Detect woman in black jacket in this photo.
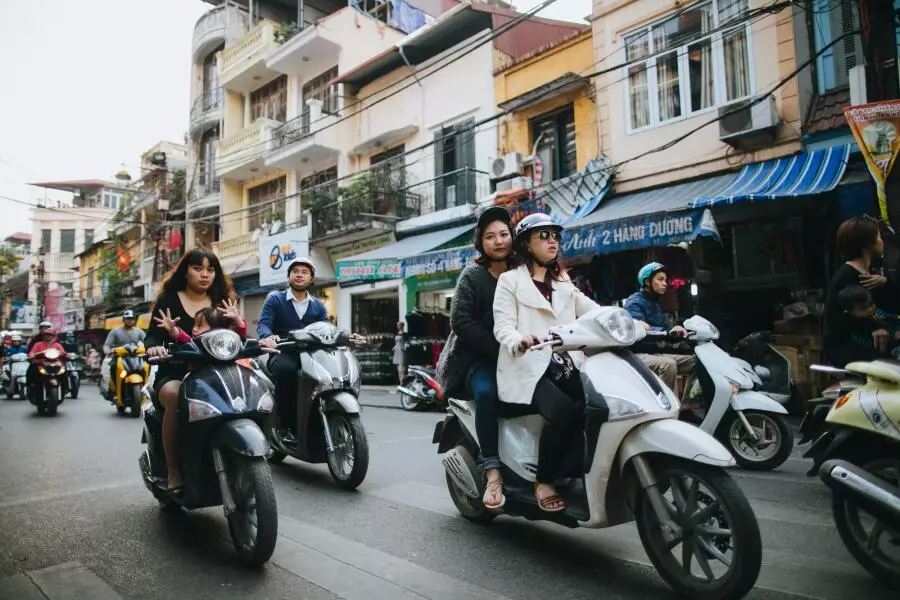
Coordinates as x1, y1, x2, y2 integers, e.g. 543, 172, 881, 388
438, 207, 512, 509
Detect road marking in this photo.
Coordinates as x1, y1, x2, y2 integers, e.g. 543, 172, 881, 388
275, 516, 513, 600
27, 561, 123, 600
0, 480, 134, 510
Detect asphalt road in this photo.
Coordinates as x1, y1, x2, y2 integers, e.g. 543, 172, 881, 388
0, 386, 894, 600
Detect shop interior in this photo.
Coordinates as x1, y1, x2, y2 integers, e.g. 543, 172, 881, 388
351, 290, 400, 385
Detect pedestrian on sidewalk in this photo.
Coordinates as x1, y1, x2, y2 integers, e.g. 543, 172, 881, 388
393, 321, 407, 383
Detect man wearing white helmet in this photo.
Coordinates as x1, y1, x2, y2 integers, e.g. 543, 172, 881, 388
624, 262, 694, 391
258, 257, 330, 442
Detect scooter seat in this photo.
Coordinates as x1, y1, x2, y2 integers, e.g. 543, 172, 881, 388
845, 360, 900, 383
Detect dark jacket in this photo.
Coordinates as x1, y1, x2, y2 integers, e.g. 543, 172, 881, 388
256, 290, 329, 339
438, 264, 501, 398
624, 291, 668, 331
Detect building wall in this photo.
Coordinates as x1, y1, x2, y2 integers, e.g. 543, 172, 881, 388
592, 0, 803, 192
494, 32, 598, 170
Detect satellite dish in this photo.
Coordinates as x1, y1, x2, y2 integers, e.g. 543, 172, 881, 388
250, 228, 262, 242
269, 220, 282, 235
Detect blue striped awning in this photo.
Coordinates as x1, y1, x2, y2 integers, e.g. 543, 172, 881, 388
690, 144, 851, 208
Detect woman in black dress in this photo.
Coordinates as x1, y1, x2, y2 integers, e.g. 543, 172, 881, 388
824, 217, 900, 366
145, 248, 236, 492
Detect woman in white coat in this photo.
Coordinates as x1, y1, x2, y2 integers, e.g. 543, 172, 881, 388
493, 213, 602, 512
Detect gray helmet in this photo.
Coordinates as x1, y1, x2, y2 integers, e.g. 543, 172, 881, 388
513, 212, 562, 244
122, 310, 136, 319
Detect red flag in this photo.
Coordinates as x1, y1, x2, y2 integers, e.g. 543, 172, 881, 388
116, 245, 131, 272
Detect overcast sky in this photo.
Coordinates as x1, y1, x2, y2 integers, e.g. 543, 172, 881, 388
0, 0, 590, 240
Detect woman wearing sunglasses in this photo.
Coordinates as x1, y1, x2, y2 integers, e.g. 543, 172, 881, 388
493, 213, 602, 513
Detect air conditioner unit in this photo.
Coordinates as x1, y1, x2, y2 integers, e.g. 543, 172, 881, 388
495, 176, 532, 193
490, 152, 524, 180
718, 95, 780, 149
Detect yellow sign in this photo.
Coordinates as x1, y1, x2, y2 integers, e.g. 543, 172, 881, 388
105, 313, 152, 330
844, 100, 900, 223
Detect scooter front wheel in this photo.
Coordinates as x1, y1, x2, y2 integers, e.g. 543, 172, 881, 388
225, 454, 278, 568
635, 456, 762, 600
325, 413, 369, 490
45, 385, 59, 417
720, 410, 793, 471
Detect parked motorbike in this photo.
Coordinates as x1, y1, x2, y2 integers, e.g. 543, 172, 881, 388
141, 330, 279, 567
798, 364, 864, 447
804, 360, 900, 589
732, 330, 794, 405
259, 321, 369, 490
107, 343, 149, 417
28, 348, 66, 416
434, 308, 762, 600
62, 352, 81, 399
677, 316, 793, 471
4, 353, 28, 399
398, 365, 443, 411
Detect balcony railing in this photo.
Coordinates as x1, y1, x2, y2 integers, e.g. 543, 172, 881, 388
404, 167, 491, 213
217, 118, 280, 174
309, 183, 421, 240
270, 110, 311, 152
194, 177, 221, 198
193, 4, 248, 56
219, 20, 278, 85
212, 232, 257, 264
190, 88, 223, 135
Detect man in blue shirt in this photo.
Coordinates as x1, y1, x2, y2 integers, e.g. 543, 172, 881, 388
258, 258, 330, 441
624, 262, 694, 392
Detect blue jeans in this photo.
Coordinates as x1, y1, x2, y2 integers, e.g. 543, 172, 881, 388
469, 367, 502, 471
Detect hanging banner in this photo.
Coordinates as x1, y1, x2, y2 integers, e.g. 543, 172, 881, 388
258, 227, 309, 288
562, 209, 719, 258
844, 100, 900, 223
9, 301, 34, 325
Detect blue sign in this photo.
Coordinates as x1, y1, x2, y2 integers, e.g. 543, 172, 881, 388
562, 209, 719, 258
403, 246, 477, 277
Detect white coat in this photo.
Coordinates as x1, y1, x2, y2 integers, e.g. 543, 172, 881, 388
493, 265, 600, 405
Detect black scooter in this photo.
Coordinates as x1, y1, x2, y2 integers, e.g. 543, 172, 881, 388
141, 330, 279, 567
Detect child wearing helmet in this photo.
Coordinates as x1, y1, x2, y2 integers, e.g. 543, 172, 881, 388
624, 262, 695, 391
492, 213, 603, 513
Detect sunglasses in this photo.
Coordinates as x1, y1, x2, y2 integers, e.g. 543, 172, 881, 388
536, 230, 561, 241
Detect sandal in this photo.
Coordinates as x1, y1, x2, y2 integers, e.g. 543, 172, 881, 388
483, 478, 506, 510
535, 484, 566, 513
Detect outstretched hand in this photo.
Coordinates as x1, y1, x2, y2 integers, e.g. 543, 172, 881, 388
153, 308, 180, 339
217, 298, 244, 325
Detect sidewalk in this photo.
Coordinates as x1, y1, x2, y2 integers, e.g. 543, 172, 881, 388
359, 385, 404, 410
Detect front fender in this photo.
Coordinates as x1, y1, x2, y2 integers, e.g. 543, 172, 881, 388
322, 391, 361, 414
125, 374, 145, 384
731, 390, 788, 414
619, 418, 735, 471
209, 418, 270, 457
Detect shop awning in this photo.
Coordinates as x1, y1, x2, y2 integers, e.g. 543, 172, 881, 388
562, 175, 733, 258
690, 144, 851, 208
336, 224, 474, 281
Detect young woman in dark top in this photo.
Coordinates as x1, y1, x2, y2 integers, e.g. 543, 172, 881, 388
437, 206, 512, 510
145, 248, 236, 492
824, 217, 900, 366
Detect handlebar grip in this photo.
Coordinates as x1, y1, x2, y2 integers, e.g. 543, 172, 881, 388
146, 356, 170, 365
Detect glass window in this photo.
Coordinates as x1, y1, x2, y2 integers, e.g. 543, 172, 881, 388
40, 229, 51, 252
248, 176, 287, 231
302, 67, 339, 115
250, 75, 287, 123
84, 229, 94, 250
624, 0, 752, 130
59, 229, 75, 253
530, 106, 577, 183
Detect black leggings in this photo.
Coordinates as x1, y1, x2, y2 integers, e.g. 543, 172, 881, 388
532, 374, 584, 484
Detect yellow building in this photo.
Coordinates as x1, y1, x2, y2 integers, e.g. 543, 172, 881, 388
75, 239, 108, 330
494, 29, 598, 180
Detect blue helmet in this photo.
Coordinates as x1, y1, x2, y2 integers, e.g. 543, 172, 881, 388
637, 262, 666, 289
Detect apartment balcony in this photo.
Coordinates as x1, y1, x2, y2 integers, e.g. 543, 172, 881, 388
212, 232, 259, 275
266, 21, 341, 78
219, 20, 281, 94
188, 178, 221, 218
216, 118, 282, 181
193, 4, 248, 62
309, 186, 421, 247
189, 88, 223, 139
42, 253, 76, 273
265, 100, 340, 173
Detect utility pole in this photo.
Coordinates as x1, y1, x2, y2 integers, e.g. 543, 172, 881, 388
32, 250, 46, 326
149, 152, 170, 284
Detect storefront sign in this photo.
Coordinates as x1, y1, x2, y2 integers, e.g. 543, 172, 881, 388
563, 209, 719, 258
337, 260, 402, 281
403, 246, 477, 277
328, 233, 394, 263
259, 227, 310, 287
844, 101, 900, 223
9, 301, 34, 325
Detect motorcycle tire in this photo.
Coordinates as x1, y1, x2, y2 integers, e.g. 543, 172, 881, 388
45, 385, 59, 417
444, 441, 494, 525
831, 457, 900, 590
225, 454, 278, 567
69, 378, 79, 399
399, 376, 421, 411
635, 456, 762, 600
130, 384, 142, 418
719, 410, 793, 471
325, 413, 369, 490
6, 388, 12, 400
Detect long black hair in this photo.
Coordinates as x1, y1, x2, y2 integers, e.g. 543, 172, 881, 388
155, 247, 235, 307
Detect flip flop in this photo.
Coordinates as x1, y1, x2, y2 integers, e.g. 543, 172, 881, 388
535, 488, 566, 513
483, 478, 506, 510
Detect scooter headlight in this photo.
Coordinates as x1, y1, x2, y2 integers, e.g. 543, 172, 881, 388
599, 309, 636, 345
605, 395, 647, 421
187, 398, 222, 421
199, 330, 242, 361
44, 349, 60, 360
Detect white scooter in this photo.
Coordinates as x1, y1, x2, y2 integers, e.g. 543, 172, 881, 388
433, 308, 762, 600
679, 316, 793, 471
3, 353, 28, 399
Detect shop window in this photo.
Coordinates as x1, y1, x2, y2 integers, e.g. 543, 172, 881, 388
728, 218, 802, 282
812, 0, 862, 93
40, 229, 51, 253
59, 229, 75, 253
302, 66, 339, 115
530, 105, 577, 183
250, 75, 287, 123
248, 176, 287, 231
433, 118, 476, 210
624, 0, 753, 132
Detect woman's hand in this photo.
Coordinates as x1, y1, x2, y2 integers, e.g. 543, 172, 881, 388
260, 336, 278, 349
153, 308, 181, 339
217, 298, 244, 325
872, 328, 889, 353
860, 274, 888, 289
146, 346, 169, 358
516, 334, 542, 354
